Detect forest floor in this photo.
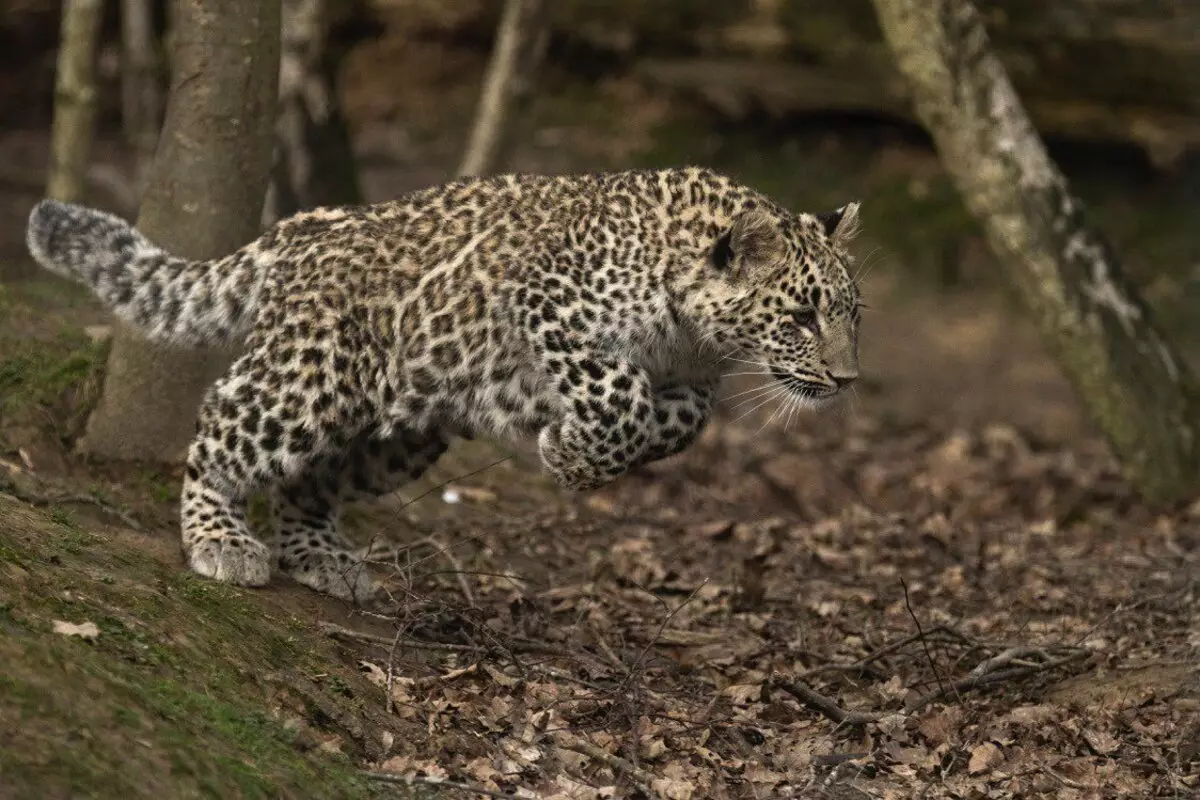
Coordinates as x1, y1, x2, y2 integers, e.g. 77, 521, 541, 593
1, 71, 1199, 799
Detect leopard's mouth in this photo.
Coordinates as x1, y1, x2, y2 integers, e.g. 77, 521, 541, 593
771, 371, 837, 400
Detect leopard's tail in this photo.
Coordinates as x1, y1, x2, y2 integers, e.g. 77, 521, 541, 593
26, 199, 271, 347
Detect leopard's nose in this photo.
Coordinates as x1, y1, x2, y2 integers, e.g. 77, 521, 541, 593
832, 373, 858, 389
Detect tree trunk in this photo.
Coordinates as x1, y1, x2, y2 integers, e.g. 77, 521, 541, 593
120, 0, 165, 195
869, 0, 1200, 505
78, 0, 281, 463
45, 0, 103, 203
262, 0, 361, 225
457, 0, 546, 177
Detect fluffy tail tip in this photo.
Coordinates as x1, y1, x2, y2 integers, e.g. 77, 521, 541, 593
26, 198, 81, 272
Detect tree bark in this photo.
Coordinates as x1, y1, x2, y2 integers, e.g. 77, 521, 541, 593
120, 0, 165, 195
869, 0, 1200, 505
78, 0, 281, 463
262, 0, 361, 225
45, 0, 103, 203
457, 0, 546, 177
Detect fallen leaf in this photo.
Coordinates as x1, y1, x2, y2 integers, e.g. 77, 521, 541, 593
651, 778, 694, 800
722, 683, 763, 705
52, 620, 100, 642
1083, 728, 1120, 755
968, 741, 1004, 775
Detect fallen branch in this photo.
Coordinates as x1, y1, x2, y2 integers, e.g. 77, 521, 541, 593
770, 676, 883, 726
1, 471, 143, 532
362, 770, 521, 799
797, 624, 970, 681
905, 647, 1091, 712
555, 732, 661, 799
321, 622, 483, 654
901, 576, 947, 697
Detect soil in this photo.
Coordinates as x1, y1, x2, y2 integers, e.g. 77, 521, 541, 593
1, 73, 1198, 799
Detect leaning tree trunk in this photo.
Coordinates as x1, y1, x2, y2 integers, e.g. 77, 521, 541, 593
45, 0, 103, 204
869, 0, 1200, 505
79, 0, 281, 463
262, 0, 361, 225
457, 0, 547, 177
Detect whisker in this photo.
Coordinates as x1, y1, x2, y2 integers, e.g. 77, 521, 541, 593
720, 356, 779, 370
755, 392, 789, 435
718, 370, 777, 379
722, 381, 782, 407
730, 385, 788, 426
853, 245, 882, 283
784, 393, 801, 432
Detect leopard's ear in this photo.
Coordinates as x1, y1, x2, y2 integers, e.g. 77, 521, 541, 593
816, 202, 861, 245
712, 209, 785, 281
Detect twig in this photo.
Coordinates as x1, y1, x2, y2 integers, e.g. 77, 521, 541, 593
618, 580, 707, 694
362, 770, 525, 799
1, 477, 143, 532
423, 535, 477, 609
384, 623, 407, 715
905, 648, 1090, 712
770, 676, 883, 726
321, 622, 483, 654
797, 624, 970, 681
900, 577, 946, 697
321, 621, 606, 672
396, 457, 512, 515
555, 733, 661, 799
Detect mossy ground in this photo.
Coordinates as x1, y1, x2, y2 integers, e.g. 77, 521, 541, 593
0, 496, 415, 800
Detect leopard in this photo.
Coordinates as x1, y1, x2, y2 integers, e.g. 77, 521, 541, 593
26, 167, 863, 605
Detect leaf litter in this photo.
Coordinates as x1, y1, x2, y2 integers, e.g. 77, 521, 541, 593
325, 409, 1196, 798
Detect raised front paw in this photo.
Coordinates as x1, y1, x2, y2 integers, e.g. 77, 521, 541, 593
537, 423, 620, 492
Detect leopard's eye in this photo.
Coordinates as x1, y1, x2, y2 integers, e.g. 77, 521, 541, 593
793, 307, 818, 333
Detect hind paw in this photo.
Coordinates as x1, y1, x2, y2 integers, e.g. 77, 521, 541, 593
281, 550, 378, 605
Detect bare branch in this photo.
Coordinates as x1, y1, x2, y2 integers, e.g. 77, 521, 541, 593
457, 0, 547, 177
770, 676, 883, 727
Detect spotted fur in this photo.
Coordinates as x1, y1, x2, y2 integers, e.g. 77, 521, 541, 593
26, 167, 862, 603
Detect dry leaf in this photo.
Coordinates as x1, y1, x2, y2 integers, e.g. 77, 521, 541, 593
968, 742, 1004, 775
1083, 728, 1120, 755
52, 620, 100, 642
651, 778, 694, 800
722, 683, 763, 705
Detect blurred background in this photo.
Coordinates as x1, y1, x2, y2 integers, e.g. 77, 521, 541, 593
2, 0, 1199, 444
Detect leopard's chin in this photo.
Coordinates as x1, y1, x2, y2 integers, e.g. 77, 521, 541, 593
771, 372, 840, 408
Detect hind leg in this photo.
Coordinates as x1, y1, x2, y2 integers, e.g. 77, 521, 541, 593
272, 457, 376, 603
182, 348, 358, 588
273, 428, 449, 602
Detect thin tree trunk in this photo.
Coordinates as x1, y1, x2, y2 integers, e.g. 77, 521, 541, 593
120, 0, 164, 194
262, 0, 361, 225
869, 0, 1200, 505
457, 0, 546, 178
46, 0, 103, 203
79, 0, 281, 463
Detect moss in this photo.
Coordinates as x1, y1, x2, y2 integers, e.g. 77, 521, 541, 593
0, 331, 107, 414
0, 496, 414, 799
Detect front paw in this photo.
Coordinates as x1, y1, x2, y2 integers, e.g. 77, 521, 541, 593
538, 425, 614, 492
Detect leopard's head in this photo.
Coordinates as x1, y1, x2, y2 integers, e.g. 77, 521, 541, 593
684, 202, 862, 408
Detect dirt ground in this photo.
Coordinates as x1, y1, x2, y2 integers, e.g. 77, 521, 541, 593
1, 102, 1198, 800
